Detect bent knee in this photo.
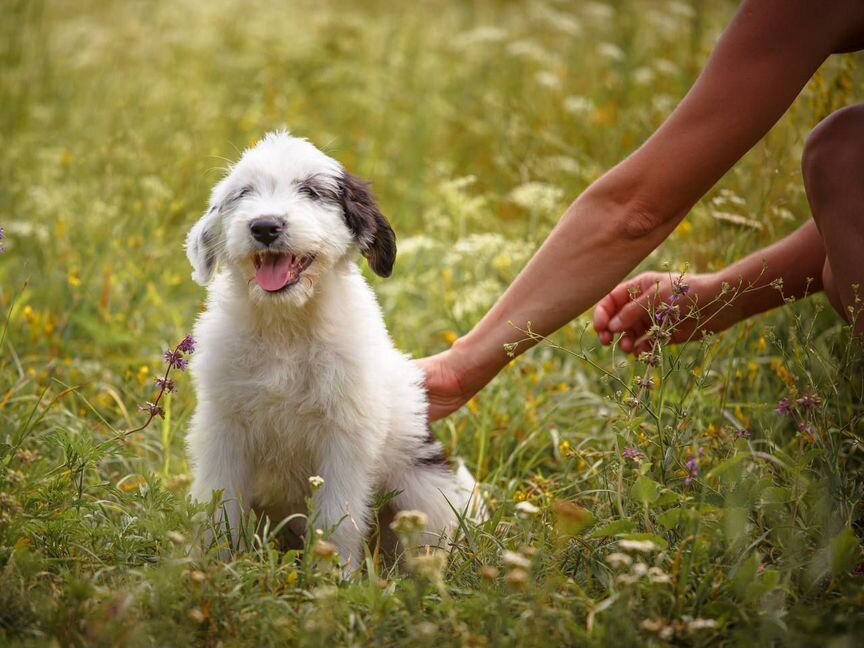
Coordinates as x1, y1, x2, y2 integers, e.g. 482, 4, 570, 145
802, 105, 864, 206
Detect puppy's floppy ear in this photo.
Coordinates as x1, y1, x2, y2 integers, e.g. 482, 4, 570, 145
185, 204, 223, 286
339, 171, 396, 278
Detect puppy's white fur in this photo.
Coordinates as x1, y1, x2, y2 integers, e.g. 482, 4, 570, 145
185, 132, 481, 568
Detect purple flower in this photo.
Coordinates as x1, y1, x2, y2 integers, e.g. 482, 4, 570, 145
684, 457, 699, 486
774, 398, 793, 417
796, 392, 822, 411
163, 349, 188, 371
656, 302, 680, 324
672, 276, 690, 296
797, 422, 815, 437
735, 429, 751, 440
638, 351, 660, 367
177, 335, 196, 354
155, 377, 176, 393
138, 402, 165, 418
0, 226, 5, 253
637, 376, 655, 390
623, 447, 643, 463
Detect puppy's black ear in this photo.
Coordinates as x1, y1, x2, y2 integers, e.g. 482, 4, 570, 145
185, 204, 223, 285
339, 171, 396, 278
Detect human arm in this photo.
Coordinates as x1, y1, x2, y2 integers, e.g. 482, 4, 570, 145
419, 0, 863, 422
593, 221, 827, 354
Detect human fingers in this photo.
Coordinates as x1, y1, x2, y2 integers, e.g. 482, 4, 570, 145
607, 286, 661, 334
594, 279, 647, 334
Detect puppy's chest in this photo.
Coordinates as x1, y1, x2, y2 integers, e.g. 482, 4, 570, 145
223, 342, 358, 445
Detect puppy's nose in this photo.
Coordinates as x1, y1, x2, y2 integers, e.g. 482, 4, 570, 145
250, 218, 284, 245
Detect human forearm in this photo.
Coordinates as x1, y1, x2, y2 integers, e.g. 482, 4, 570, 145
709, 220, 826, 324
452, 189, 670, 391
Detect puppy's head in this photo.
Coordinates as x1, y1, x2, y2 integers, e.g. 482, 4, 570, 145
186, 131, 396, 307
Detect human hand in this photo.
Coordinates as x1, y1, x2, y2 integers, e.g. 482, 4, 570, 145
416, 346, 481, 422
593, 272, 725, 354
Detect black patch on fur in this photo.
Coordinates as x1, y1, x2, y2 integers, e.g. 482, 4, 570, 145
338, 171, 396, 278
416, 425, 450, 468
200, 227, 217, 278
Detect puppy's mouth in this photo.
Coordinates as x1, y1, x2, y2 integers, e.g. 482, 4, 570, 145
252, 252, 315, 293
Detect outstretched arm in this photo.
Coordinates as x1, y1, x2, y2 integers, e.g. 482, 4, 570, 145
593, 221, 827, 355
420, 0, 863, 422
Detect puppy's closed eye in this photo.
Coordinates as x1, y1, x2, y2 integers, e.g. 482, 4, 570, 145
297, 176, 337, 203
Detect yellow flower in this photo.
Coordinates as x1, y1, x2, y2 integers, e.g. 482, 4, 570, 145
67, 272, 81, 287
442, 330, 459, 345
137, 365, 150, 383
757, 336, 768, 351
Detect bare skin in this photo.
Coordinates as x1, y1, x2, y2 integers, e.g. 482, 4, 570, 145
419, 0, 864, 422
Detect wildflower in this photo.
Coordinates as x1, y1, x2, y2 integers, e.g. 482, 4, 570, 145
177, 335, 197, 354
308, 475, 324, 491
618, 539, 658, 554
312, 540, 339, 561
796, 391, 823, 411
636, 375, 655, 390
479, 565, 499, 581
167, 531, 186, 544
655, 301, 680, 325
605, 552, 632, 569
640, 619, 674, 641
686, 618, 719, 632
188, 608, 206, 624
684, 457, 699, 486
638, 351, 660, 367
735, 429, 751, 440
648, 324, 672, 344
797, 421, 815, 437
515, 501, 540, 517
155, 377, 176, 393
138, 402, 165, 418
410, 551, 447, 582
183, 570, 207, 584
506, 567, 529, 588
672, 276, 690, 296
774, 398, 794, 416
163, 349, 188, 371
390, 510, 428, 535
0, 225, 5, 253
622, 447, 643, 463
648, 566, 672, 584
501, 550, 532, 569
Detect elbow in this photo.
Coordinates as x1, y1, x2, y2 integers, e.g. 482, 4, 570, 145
605, 194, 683, 242
584, 172, 684, 242
616, 205, 675, 240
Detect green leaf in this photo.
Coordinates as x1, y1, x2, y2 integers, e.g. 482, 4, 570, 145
631, 476, 660, 506
706, 453, 748, 482
830, 528, 860, 577
657, 508, 682, 530
589, 519, 635, 538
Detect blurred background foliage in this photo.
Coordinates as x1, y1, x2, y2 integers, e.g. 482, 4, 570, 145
1, 1, 863, 646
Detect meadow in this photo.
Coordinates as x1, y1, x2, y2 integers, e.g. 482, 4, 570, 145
1, 0, 863, 646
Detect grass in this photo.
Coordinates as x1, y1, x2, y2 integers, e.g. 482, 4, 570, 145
1, 0, 863, 646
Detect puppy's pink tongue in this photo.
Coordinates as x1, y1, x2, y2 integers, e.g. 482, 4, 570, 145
255, 255, 297, 292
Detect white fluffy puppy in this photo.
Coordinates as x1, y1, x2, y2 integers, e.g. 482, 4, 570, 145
185, 131, 481, 568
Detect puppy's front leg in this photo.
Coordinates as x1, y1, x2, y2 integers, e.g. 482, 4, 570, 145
310, 449, 374, 572
188, 424, 252, 553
